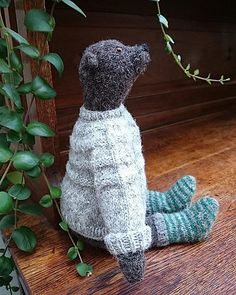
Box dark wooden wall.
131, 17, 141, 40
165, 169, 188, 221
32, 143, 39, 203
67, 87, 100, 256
48, 0, 236, 170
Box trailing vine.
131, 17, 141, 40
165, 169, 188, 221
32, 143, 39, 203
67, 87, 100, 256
0, 0, 91, 293
156, 0, 230, 85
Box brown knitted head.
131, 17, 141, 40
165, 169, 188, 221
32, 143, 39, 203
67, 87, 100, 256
79, 39, 150, 111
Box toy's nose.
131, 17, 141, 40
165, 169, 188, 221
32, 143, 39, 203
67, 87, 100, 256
141, 43, 149, 52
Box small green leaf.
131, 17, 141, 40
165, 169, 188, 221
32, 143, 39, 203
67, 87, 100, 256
0, 144, 13, 163
18, 203, 42, 216
26, 121, 55, 137
50, 186, 61, 199
13, 151, 39, 170
185, 64, 190, 71
10, 51, 23, 73
31, 75, 56, 99
76, 240, 84, 251
1, 83, 22, 108
0, 178, 9, 190
177, 55, 181, 62
8, 184, 31, 200
42, 53, 64, 75
24, 9, 55, 32
39, 194, 53, 208
165, 42, 172, 54
4, 28, 29, 45
40, 152, 54, 167
61, 0, 86, 17
67, 246, 77, 260
0, 256, 14, 276
0, 192, 13, 214
0, 106, 23, 132
59, 221, 69, 232
194, 69, 199, 76
6, 130, 22, 143
0, 274, 13, 286
164, 34, 174, 44
158, 14, 168, 28
76, 263, 93, 277
25, 166, 41, 178
0, 0, 11, 8
22, 132, 35, 146
0, 38, 7, 59
16, 44, 40, 59
0, 133, 8, 148
4, 70, 23, 86
6, 171, 24, 185
185, 71, 191, 78
0, 214, 15, 229
17, 82, 32, 94
0, 58, 12, 73
12, 226, 37, 252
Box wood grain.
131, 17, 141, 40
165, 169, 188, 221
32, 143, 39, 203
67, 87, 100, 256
7, 113, 236, 295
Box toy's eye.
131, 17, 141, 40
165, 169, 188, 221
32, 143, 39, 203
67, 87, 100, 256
116, 47, 123, 53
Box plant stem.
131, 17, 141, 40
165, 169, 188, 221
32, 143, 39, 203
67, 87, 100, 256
156, 0, 230, 84
0, 145, 18, 186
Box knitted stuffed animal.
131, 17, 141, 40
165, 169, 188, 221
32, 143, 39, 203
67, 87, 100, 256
60, 40, 219, 283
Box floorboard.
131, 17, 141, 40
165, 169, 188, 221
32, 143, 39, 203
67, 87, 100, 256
7, 113, 236, 295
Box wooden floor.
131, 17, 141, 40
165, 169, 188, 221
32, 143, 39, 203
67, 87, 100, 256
9, 113, 236, 295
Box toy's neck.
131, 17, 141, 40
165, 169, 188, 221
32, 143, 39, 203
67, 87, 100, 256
84, 95, 124, 111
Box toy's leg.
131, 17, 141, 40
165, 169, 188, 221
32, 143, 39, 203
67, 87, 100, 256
146, 175, 196, 214
146, 197, 219, 247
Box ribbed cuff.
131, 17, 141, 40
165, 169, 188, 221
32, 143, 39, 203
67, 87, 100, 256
104, 226, 152, 256
146, 213, 169, 247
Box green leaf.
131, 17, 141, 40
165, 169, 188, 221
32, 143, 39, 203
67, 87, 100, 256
31, 76, 56, 99
0, 106, 23, 132
26, 121, 55, 137
12, 226, 37, 252
6, 171, 24, 185
10, 51, 23, 73
42, 53, 64, 76
50, 186, 61, 199
0, 144, 13, 163
13, 151, 39, 170
1, 84, 22, 108
0, 38, 7, 58
6, 130, 22, 143
194, 69, 199, 76
0, 133, 8, 148
185, 64, 190, 71
17, 82, 32, 94
67, 246, 77, 260
76, 263, 93, 277
61, 0, 86, 17
25, 166, 41, 178
39, 194, 53, 208
40, 152, 54, 167
16, 44, 40, 59
0, 0, 11, 8
11, 286, 20, 292
0, 58, 12, 73
0, 192, 13, 214
59, 221, 69, 232
165, 42, 172, 54
0, 214, 15, 229
4, 70, 23, 86
76, 240, 84, 251
0, 178, 9, 190
8, 184, 31, 200
18, 203, 42, 216
24, 9, 55, 33
177, 55, 181, 62
0, 256, 14, 276
4, 28, 29, 45
22, 132, 35, 146
158, 14, 168, 28
0, 275, 13, 286
164, 34, 174, 44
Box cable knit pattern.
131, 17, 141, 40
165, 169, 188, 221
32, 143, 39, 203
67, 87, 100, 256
60, 104, 152, 256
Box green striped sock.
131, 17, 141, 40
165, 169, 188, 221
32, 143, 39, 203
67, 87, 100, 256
146, 175, 196, 214
164, 197, 219, 244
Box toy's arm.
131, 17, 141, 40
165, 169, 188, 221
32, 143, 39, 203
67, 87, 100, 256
92, 134, 151, 283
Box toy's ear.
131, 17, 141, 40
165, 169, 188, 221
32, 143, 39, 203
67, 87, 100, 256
85, 52, 98, 69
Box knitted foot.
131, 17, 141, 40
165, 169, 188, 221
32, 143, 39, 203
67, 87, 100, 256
146, 197, 219, 247
146, 175, 196, 214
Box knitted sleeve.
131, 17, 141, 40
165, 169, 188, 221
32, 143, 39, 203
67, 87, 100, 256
91, 126, 151, 256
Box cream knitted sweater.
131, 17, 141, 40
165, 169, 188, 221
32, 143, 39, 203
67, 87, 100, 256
60, 104, 152, 256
